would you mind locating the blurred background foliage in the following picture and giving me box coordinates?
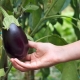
[0,0,80,80]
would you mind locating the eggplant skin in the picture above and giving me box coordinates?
[2,23,29,60]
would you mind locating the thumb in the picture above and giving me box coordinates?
[28,41,38,49]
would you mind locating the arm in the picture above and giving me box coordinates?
[61,40,80,62]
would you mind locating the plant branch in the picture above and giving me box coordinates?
[35,34,53,42]
[30,0,58,36]
[44,15,78,21]
[30,15,78,36]
[0,6,8,18]
[3,63,12,80]
[30,18,43,36]
[44,0,58,17]
[30,0,78,37]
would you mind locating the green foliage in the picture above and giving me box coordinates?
[0,68,5,77]
[43,0,66,16]
[62,61,79,80]
[0,0,80,80]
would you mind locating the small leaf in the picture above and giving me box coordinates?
[0,68,5,77]
[24,4,39,11]
[41,67,50,80]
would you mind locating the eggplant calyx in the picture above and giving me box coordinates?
[3,16,20,30]
[0,6,20,30]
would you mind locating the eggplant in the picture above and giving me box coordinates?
[2,23,29,60]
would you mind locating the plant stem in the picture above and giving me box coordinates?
[30,18,43,36]
[0,48,8,80]
[30,14,78,36]
[44,0,58,17]
[30,0,78,36]
[35,34,54,42]
[0,47,6,69]
[3,63,12,80]
[30,1,58,36]
[0,6,8,18]
[44,15,78,21]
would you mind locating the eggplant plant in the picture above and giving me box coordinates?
[0,0,80,80]
[0,7,29,60]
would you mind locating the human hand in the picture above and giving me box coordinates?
[10,41,63,72]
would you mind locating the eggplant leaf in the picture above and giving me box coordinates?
[61,0,71,11]
[41,67,50,80]
[43,0,66,16]
[0,68,5,77]
[61,61,79,80]
[24,4,39,11]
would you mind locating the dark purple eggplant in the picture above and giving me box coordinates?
[2,23,29,60]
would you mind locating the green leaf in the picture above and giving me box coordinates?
[55,63,64,72]
[2,0,13,11]
[26,34,34,41]
[29,6,41,31]
[36,34,67,45]
[38,0,43,4]
[71,0,79,19]
[0,48,6,69]
[43,0,66,16]
[48,34,67,45]
[0,68,5,77]
[61,61,79,80]
[71,0,80,40]
[61,0,71,11]
[41,67,50,80]
[24,4,39,11]
[22,0,30,7]
[73,26,80,40]
[11,0,22,7]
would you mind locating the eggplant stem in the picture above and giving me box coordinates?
[0,6,9,18]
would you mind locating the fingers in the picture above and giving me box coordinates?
[23,54,31,61]
[10,58,43,71]
[14,58,37,69]
[28,41,38,49]
[10,59,27,72]
[24,52,36,61]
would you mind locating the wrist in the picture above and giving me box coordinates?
[57,45,75,63]
[56,46,66,63]
[54,45,71,64]
[51,45,66,64]
[58,45,69,63]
